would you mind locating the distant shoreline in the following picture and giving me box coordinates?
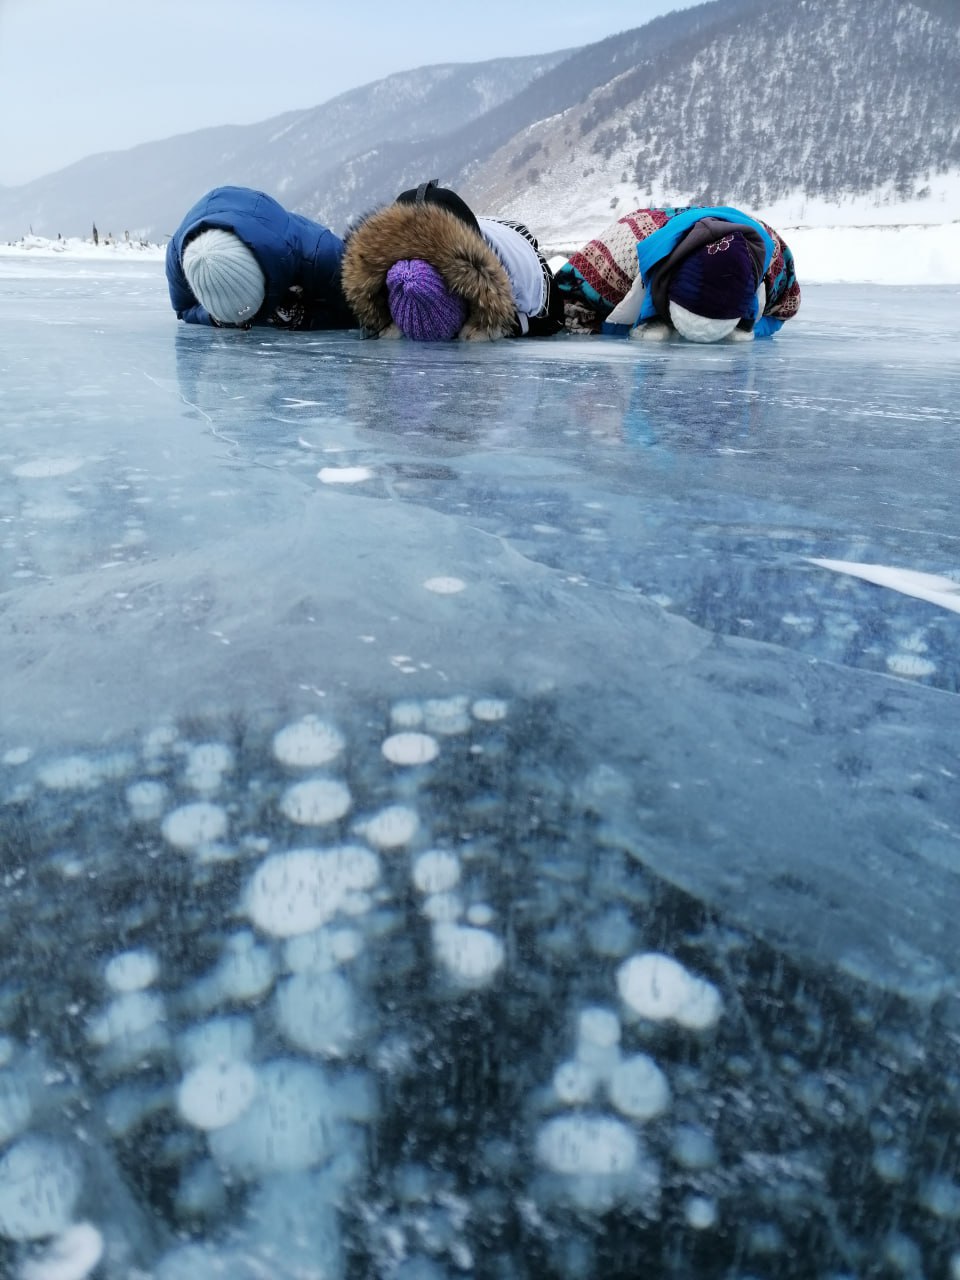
[3,224,959,286]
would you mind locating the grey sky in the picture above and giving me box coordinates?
[0,0,702,187]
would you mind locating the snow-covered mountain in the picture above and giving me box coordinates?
[463,0,960,243]
[0,0,956,244]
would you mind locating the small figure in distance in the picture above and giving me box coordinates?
[555,204,801,342]
[166,185,355,331]
[341,179,564,341]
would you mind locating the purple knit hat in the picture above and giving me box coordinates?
[386,259,468,341]
[668,231,759,320]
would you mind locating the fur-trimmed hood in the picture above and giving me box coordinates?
[341,202,517,340]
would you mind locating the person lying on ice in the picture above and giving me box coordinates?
[166,186,355,330]
[340,179,564,341]
[555,205,801,342]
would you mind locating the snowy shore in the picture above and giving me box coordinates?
[2,223,959,286]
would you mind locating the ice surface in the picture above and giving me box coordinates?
[1,259,959,1275]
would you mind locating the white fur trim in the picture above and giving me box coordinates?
[668,302,739,343]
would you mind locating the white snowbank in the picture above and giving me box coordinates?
[3,220,958,286]
[0,234,164,260]
[785,223,960,284]
[548,221,960,286]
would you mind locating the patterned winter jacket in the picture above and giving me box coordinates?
[166,186,354,329]
[556,205,801,338]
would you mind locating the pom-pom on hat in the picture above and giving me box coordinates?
[181,228,265,326]
[386,258,468,341]
[667,231,759,342]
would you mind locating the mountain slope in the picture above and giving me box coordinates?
[290,0,758,228]
[463,0,960,241]
[0,53,568,241]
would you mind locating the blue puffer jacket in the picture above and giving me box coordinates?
[166,186,354,329]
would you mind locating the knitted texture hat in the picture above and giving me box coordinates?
[182,228,265,326]
[386,258,468,341]
[668,231,758,326]
[667,303,740,343]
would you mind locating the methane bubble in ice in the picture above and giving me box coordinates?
[433,924,505,988]
[272,716,345,768]
[317,465,373,484]
[0,1136,80,1240]
[684,1195,718,1230]
[423,576,466,594]
[471,697,509,721]
[575,1006,621,1075]
[919,1176,960,1220]
[177,1060,259,1130]
[617,953,722,1030]
[37,756,99,791]
[389,700,424,728]
[382,732,439,765]
[361,805,419,849]
[886,653,937,678]
[285,926,364,973]
[421,892,463,923]
[423,696,471,735]
[88,991,165,1051]
[208,1058,342,1176]
[672,1125,717,1170]
[536,1113,638,1177]
[184,742,233,792]
[19,1221,104,1280]
[280,778,351,825]
[276,971,358,1057]
[212,934,275,1002]
[553,1060,597,1105]
[607,1054,671,1120]
[161,802,228,851]
[177,1017,254,1069]
[466,903,494,927]
[412,850,461,894]
[125,779,168,822]
[246,847,380,938]
[578,1007,621,1050]
[0,1071,32,1144]
[12,457,84,478]
[105,948,159,993]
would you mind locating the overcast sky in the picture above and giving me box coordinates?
[0,0,703,187]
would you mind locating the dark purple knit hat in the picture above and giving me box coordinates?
[668,231,759,319]
[386,259,468,341]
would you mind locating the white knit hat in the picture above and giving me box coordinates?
[668,301,739,344]
[181,228,265,326]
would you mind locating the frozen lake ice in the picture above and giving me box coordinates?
[0,257,958,1277]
